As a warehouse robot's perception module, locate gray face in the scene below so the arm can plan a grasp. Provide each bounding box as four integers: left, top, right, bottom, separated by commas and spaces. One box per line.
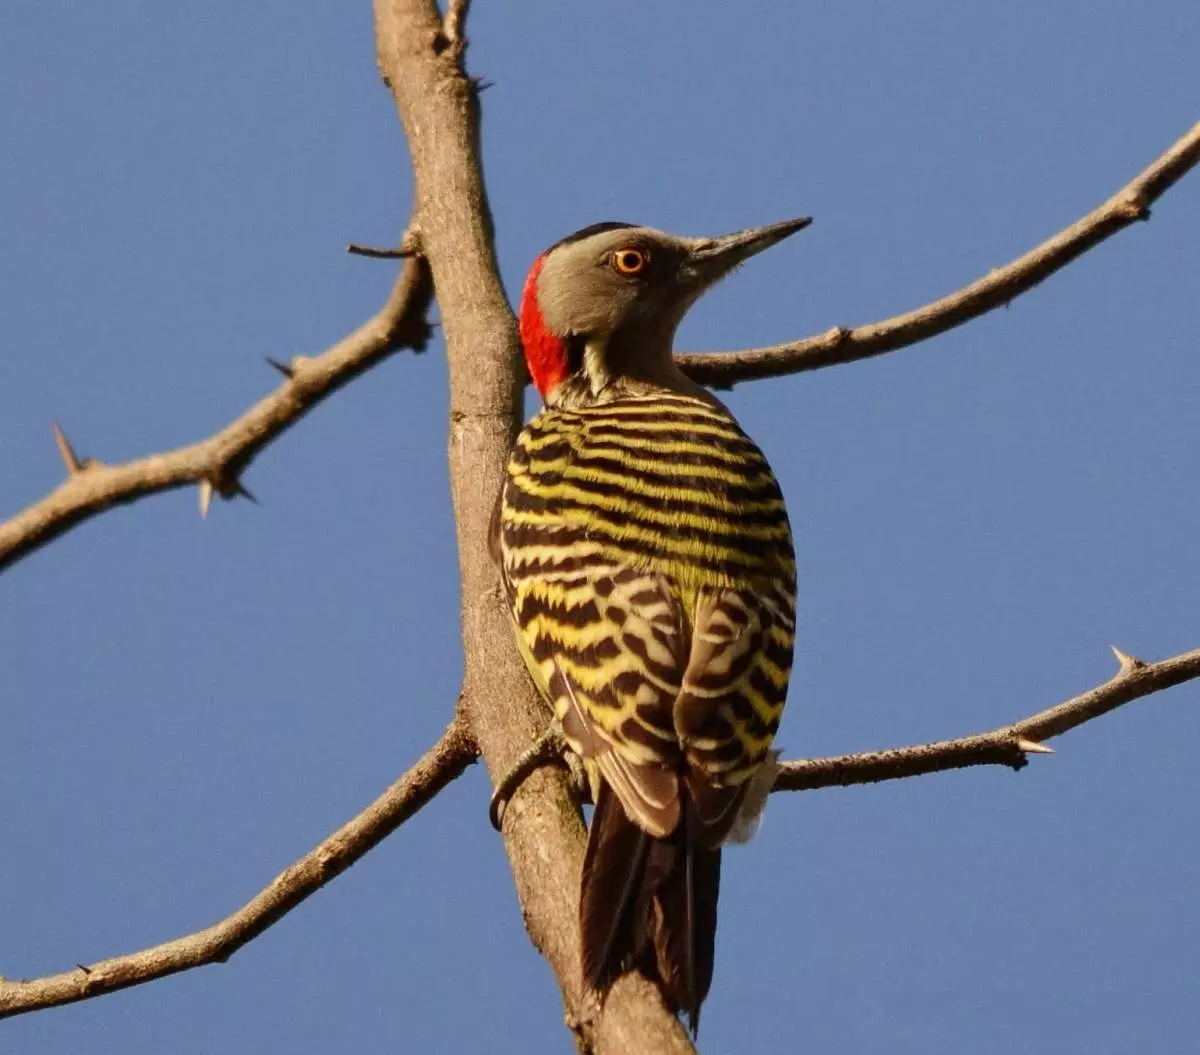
534, 218, 812, 348
534, 226, 701, 345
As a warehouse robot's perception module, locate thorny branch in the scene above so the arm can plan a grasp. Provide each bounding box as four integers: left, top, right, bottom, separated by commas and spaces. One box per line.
0, 717, 478, 1020
0, 253, 433, 575
5, 123, 1198, 576
773, 646, 1200, 791
4, 640, 1195, 1025
678, 120, 1200, 387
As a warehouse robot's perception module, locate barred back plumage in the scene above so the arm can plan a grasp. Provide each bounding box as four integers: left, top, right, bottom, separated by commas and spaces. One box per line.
494, 216, 808, 1033
494, 389, 796, 1029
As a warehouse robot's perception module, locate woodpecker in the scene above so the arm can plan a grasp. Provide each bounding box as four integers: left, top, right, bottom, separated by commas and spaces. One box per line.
490, 217, 808, 1033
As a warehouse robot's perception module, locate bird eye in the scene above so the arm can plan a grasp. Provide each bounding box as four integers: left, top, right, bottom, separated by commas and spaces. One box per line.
611, 247, 648, 276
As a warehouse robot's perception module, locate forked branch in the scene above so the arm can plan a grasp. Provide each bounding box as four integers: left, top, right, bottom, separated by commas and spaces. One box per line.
678, 120, 1200, 387
374, 2, 697, 1051
0, 254, 433, 574
773, 646, 1200, 792
0, 716, 477, 1020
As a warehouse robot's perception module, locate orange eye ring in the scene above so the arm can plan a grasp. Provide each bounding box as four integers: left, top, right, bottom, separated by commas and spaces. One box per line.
612, 247, 648, 275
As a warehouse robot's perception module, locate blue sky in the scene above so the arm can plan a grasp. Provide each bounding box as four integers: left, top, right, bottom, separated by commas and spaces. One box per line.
2, 3, 1198, 1052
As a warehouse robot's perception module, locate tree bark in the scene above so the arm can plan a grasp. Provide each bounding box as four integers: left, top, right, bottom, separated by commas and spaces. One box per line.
373, 3, 695, 1050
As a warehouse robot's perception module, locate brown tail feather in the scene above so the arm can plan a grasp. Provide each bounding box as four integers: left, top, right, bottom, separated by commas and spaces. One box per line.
580, 785, 721, 1036
581, 783, 650, 991
648, 804, 720, 1035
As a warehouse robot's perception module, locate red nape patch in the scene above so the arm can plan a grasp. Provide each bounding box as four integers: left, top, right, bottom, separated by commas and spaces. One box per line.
519, 254, 569, 398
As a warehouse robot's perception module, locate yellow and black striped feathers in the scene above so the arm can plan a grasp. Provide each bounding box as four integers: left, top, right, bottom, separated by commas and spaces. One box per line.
493, 390, 795, 1028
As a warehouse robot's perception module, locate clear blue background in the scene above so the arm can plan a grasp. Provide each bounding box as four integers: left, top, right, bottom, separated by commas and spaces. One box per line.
2, 3, 1198, 1052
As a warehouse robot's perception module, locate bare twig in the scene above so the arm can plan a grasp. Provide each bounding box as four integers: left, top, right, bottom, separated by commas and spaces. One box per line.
0, 716, 477, 1020
347, 228, 421, 259
346, 242, 414, 259
0, 255, 433, 574
374, 3, 694, 1052
773, 646, 1200, 792
442, 0, 471, 50
678, 120, 1200, 387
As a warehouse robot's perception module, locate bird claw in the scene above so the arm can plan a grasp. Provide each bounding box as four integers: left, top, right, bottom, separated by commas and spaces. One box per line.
489, 724, 579, 831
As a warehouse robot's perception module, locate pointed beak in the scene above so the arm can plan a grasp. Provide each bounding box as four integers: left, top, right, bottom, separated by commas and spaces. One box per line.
680, 216, 811, 286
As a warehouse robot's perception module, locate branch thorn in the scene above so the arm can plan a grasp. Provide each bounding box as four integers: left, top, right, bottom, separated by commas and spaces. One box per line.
202, 467, 259, 518
199, 472, 257, 519
52, 421, 91, 475
1110, 645, 1146, 674
265, 357, 294, 379
1016, 738, 1055, 755
230, 479, 258, 505
198, 479, 214, 519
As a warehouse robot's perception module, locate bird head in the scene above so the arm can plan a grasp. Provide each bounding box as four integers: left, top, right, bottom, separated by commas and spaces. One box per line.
519, 217, 811, 404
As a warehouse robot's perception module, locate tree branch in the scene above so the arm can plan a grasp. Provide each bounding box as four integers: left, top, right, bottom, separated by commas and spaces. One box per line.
373, 4, 695, 1052
677, 120, 1200, 387
441, 0, 471, 51
773, 646, 1200, 792
0, 716, 477, 1020
0, 253, 433, 575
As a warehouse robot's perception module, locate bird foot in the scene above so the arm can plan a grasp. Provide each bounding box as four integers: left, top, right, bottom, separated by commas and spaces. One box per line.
489, 725, 587, 830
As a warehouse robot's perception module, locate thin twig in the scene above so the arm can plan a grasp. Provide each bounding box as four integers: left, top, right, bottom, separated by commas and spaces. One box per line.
773, 646, 1200, 792
0, 716, 478, 1020
443, 0, 471, 50
678, 120, 1200, 387
0, 254, 433, 574
346, 242, 414, 259
347, 229, 420, 259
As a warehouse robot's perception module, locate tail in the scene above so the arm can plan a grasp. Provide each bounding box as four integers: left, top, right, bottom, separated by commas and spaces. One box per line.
580, 784, 721, 1035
